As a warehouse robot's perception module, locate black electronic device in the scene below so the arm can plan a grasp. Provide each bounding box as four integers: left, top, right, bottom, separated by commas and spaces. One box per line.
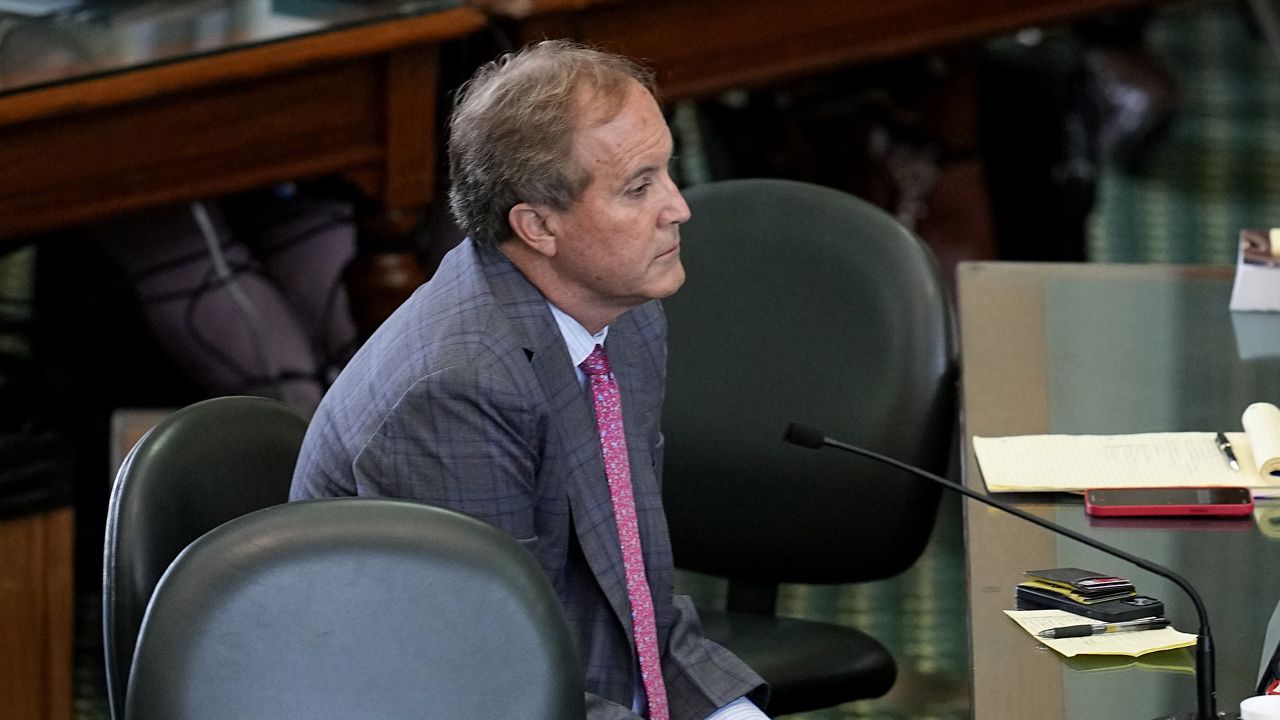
1023, 566, 1135, 596
1015, 584, 1165, 622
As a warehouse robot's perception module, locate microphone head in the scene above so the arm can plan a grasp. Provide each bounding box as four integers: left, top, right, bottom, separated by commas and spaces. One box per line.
783, 422, 826, 449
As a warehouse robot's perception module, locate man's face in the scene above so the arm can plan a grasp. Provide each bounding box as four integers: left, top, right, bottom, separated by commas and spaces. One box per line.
541, 81, 690, 322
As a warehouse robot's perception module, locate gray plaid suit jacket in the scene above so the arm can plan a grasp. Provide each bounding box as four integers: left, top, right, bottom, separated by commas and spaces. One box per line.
291, 239, 766, 719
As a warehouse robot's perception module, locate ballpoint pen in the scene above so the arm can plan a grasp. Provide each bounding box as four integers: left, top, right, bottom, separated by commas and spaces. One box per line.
1216, 432, 1240, 471
1036, 616, 1170, 639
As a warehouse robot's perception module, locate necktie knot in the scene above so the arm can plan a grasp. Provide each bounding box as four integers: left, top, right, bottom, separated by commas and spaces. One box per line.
580, 344, 612, 377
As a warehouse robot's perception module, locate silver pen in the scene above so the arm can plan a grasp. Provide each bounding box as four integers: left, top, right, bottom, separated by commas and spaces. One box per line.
1216, 432, 1240, 471
1036, 616, 1169, 639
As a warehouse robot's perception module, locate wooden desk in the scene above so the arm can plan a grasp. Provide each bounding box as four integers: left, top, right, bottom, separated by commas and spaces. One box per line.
476, 0, 1156, 100
0, 2, 485, 245
958, 262, 1280, 719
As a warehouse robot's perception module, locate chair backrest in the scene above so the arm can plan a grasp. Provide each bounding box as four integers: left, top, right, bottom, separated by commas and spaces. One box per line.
102, 395, 308, 720
662, 178, 957, 588
125, 498, 585, 720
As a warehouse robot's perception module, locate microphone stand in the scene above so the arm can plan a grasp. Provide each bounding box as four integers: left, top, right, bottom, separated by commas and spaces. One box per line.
783, 424, 1218, 720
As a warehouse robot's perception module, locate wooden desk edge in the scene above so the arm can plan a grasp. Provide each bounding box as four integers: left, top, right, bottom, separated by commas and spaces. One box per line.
469, 0, 626, 20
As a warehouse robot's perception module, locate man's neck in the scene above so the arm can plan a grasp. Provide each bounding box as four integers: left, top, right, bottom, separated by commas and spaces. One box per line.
499, 240, 620, 334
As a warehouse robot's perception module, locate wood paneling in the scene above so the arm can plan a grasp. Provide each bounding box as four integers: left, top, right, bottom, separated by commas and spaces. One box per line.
2, 61, 383, 238
0, 508, 74, 720
489, 0, 1155, 100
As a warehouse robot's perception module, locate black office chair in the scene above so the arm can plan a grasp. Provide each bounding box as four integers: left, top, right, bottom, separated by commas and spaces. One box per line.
102, 395, 308, 720
662, 178, 957, 715
125, 498, 584, 720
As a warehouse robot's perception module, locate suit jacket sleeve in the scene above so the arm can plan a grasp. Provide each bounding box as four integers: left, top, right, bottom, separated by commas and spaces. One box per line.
586, 694, 645, 720
351, 359, 541, 540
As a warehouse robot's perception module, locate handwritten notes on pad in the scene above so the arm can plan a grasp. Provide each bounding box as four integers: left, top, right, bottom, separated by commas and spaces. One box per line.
1005, 609, 1197, 658
972, 402, 1280, 493
973, 432, 1255, 491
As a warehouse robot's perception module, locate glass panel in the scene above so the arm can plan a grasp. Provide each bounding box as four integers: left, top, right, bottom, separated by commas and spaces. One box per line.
1045, 275, 1280, 435
0, 0, 461, 95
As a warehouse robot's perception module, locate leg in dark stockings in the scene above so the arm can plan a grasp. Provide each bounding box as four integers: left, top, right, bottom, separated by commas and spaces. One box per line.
91, 200, 345, 413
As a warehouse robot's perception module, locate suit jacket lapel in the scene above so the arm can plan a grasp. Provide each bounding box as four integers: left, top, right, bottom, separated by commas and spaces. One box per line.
606, 315, 656, 460
478, 245, 635, 635
605, 305, 673, 633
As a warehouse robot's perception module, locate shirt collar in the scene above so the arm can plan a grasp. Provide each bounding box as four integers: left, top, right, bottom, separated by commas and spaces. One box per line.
548, 303, 608, 380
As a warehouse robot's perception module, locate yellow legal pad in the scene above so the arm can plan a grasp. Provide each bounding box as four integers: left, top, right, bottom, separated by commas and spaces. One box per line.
1004, 609, 1198, 658
973, 402, 1280, 493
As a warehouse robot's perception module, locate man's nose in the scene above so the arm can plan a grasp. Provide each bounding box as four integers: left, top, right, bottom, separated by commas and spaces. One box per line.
664, 178, 691, 225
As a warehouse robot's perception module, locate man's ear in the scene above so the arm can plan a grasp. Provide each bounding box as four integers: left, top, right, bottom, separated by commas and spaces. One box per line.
508, 203, 557, 258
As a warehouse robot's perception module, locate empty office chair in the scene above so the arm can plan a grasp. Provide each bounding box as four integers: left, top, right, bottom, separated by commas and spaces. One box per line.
662, 178, 957, 715
102, 395, 308, 720
125, 498, 584, 720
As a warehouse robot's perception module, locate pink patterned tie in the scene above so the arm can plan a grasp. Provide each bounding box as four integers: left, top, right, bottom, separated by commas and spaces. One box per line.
580, 344, 669, 720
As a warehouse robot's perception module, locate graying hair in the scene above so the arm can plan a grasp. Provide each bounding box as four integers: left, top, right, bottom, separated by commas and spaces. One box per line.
446, 40, 657, 249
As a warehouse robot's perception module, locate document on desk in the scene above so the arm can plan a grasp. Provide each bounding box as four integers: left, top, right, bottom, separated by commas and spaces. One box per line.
1005, 609, 1198, 658
973, 402, 1280, 493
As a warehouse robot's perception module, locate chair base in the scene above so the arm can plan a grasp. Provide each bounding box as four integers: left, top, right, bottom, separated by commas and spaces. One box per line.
697, 608, 897, 716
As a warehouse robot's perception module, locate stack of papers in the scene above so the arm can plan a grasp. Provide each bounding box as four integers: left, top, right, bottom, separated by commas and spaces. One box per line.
1005, 609, 1198, 658
1063, 649, 1195, 674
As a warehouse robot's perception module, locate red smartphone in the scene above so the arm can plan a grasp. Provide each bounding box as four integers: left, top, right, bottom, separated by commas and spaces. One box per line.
1084, 487, 1254, 517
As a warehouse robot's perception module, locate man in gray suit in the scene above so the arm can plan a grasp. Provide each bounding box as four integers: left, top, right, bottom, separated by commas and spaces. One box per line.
291, 41, 768, 719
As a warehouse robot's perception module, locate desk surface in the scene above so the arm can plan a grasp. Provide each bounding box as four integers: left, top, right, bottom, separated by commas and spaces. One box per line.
958, 261, 1280, 719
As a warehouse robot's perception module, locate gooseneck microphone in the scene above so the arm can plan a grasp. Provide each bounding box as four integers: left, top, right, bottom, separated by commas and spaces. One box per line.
783, 422, 1218, 720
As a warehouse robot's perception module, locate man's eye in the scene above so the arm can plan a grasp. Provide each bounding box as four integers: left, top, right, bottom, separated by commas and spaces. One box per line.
627, 181, 651, 196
